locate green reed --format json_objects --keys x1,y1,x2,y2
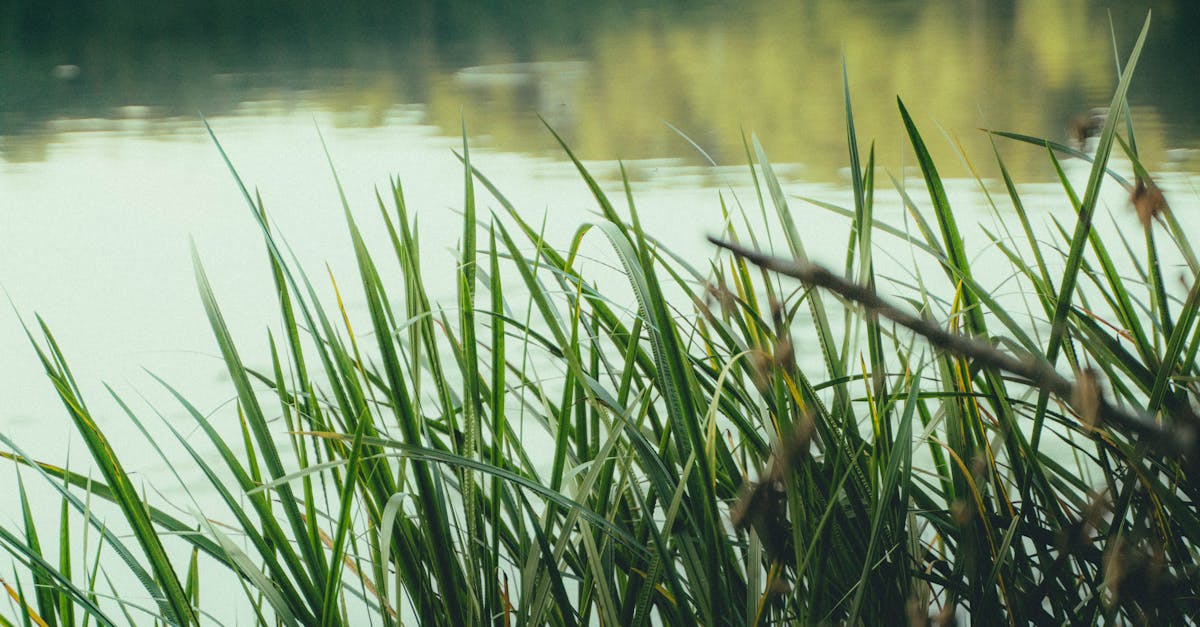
[{"x1": 2, "y1": 11, "x2": 1197, "y2": 626}]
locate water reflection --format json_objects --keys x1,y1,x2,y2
[{"x1": 3, "y1": 1, "x2": 1198, "y2": 178}]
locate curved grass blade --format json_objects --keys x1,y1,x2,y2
[
  {"x1": 1030, "y1": 12, "x2": 1152, "y2": 451},
  {"x1": 0, "y1": 522, "x2": 112, "y2": 626},
  {"x1": 0, "y1": 434, "x2": 171, "y2": 625},
  {"x1": 14, "y1": 319, "x2": 194, "y2": 626}
]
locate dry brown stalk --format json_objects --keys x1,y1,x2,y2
[{"x1": 708, "y1": 236, "x2": 1199, "y2": 460}]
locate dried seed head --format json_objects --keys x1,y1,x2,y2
[
  {"x1": 1082, "y1": 490, "x2": 1112, "y2": 532},
  {"x1": 950, "y1": 499, "x2": 972, "y2": 526},
  {"x1": 1068, "y1": 108, "x2": 1106, "y2": 147},
  {"x1": 748, "y1": 350, "x2": 771, "y2": 388},
  {"x1": 773, "y1": 335, "x2": 794, "y2": 366},
  {"x1": 770, "y1": 299, "x2": 786, "y2": 328},
  {"x1": 1103, "y1": 536, "x2": 1126, "y2": 606},
  {"x1": 933, "y1": 603, "x2": 958, "y2": 627},
  {"x1": 764, "y1": 578, "x2": 792, "y2": 598},
  {"x1": 970, "y1": 452, "x2": 988, "y2": 480},
  {"x1": 729, "y1": 481, "x2": 762, "y2": 531},
  {"x1": 1073, "y1": 368, "x2": 1102, "y2": 428},
  {"x1": 704, "y1": 277, "x2": 738, "y2": 318},
  {"x1": 1131, "y1": 175, "x2": 1168, "y2": 229},
  {"x1": 730, "y1": 478, "x2": 791, "y2": 561},
  {"x1": 778, "y1": 412, "x2": 815, "y2": 470},
  {"x1": 907, "y1": 598, "x2": 930, "y2": 627}
]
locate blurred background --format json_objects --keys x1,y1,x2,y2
[{"x1": 3, "y1": 0, "x2": 1198, "y2": 178}]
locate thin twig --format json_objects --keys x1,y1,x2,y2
[{"x1": 709, "y1": 236, "x2": 1198, "y2": 460}]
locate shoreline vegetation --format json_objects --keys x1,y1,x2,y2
[{"x1": 3, "y1": 12, "x2": 1199, "y2": 625}]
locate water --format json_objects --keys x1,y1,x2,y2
[{"x1": 1, "y1": 1, "x2": 1199, "y2": 620}]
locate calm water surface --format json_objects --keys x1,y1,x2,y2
[
  {"x1": 1, "y1": 3, "x2": 1199, "y2": 616},
  {"x1": 3, "y1": 0, "x2": 1199, "y2": 470},
  {"x1": 2, "y1": 0, "x2": 1199, "y2": 465}
]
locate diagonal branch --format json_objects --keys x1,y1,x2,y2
[{"x1": 709, "y1": 236, "x2": 1198, "y2": 460}]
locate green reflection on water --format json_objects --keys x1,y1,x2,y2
[{"x1": 2, "y1": 1, "x2": 1198, "y2": 178}]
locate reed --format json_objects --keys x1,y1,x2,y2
[{"x1": 2, "y1": 12, "x2": 1197, "y2": 626}]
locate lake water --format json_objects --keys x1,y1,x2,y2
[{"x1": 2, "y1": 1, "x2": 1199, "y2": 620}]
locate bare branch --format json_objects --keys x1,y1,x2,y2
[{"x1": 709, "y1": 236, "x2": 1198, "y2": 460}]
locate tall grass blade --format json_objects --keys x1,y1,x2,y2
[
  {"x1": 14, "y1": 319, "x2": 194, "y2": 626},
  {"x1": 1031, "y1": 12, "x2": 1152, "y2": 451}
]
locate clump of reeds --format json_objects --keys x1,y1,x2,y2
[{"x1": 2, "y1": 11, "x2": 1197, "y2": 626}]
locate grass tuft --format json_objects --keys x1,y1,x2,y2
[{"x1": 2, "y1": 12, "x2": 1197, "y2": 625}]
